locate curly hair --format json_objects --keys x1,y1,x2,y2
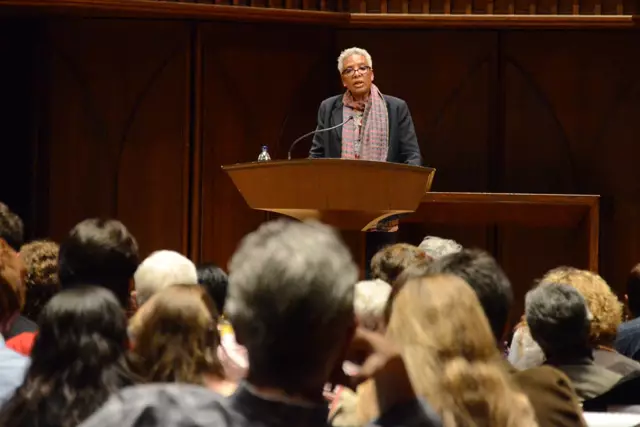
[
  {"x1": 20, "y1": 240, "x2": 60, "y2": 321},
  {"x1": 540, "y1": 266, "x2": 622, "y2": 347}
]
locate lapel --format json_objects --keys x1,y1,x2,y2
[{"x1": 330, "y1": 97, "x2": 344, "y2": 156}]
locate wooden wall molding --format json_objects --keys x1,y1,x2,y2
[{"x1": 1, "y1": 0, "x2": 637, "y2": 28}]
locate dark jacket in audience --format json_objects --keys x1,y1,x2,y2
[
  {"x1": 615, "y1": 317, "x2": 640, "y2": 362},
  {"x1": 593, "y1": 348, "x2": 640, "y2": 376},
  {"x1": 501, "y1": 360, "x2": 586, "y2": 427},
  {"x1": 5, "y1": 315, "x2": 37, "y2": 339},
  {"x1": 582, "y1": 370, "x2": 640, "y2": 411},
  {"x1": 79, "y1": 382, "x2": 441, "y2": 427},
  {"x1": 547, "y1": 357, "x2": 622, "y2": 401}
]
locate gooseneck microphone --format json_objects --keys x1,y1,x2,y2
[{"x1": 287, "y1": 116, "x2": 354, "y2": 160}]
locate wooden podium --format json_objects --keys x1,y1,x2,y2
[
  {"x1": 222, "y1": 159, "x2": 435, "y2": 230},
  {"x1": 223, "y1": 159, "x2": 435, "y2": 273}
]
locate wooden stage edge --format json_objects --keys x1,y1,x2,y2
[{"x1": 0, "y1": 1, "x2": 637, "y2": 29}]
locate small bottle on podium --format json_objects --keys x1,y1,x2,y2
[{"x1": 257, "y1": 145, "x2": 271, "y2": 162}]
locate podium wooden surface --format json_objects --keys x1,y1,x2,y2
[
  {"x1": 223, "y1": 158, "x2": 436, "y2": 231},
  {"x1": 402, "y1": 192, "x2": 599, "y2": 271}
]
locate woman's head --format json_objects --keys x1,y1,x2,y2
[
  {"x1": 387, "y1": 274, "x2": 498, "y2": 368},
  {"x1": 129, "y1": 284, "x2": 223, "y2": 384},
  {"x1": 196, "y1": 263, "x2": 228, "y2": 315},
  {"x1": 20, "y1": 240, "x2": 60, "y2": 321},
  {"x1": 0, "y1": 286, "x2": 132, "y2": 427},
  {"x1": 385, "y1": 275, "x2": 535, "y2": 427},
  {"x1": 541, "y1": 266, "x2": 622, "y2": 346},
  {"x1": 32, "y1": 286, "x2": 128, "y2": 375}
]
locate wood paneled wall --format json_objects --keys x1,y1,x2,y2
[{"x1": 4, "y1": 15, "x2": 640, "y2": 311}]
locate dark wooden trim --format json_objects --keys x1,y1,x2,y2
[
  {"x1": 0, "y1": 0, "x2": 351, "y2": 24},
  {"x1": 348, "y1": 12, "x2": 637, "y2": 28},
  {"x1": 1, "y1": 1, "x2": 638, "y2": 29}
]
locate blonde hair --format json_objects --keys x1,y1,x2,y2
[
  {"x1": 540, "y1": 266, "x2": 622, "y2": 346},
  {"x1": 129, "y1": 284, "x2": 224, "y2": 384},
  {"x1": 386, "y1": 275, "x2": 537, "y2": 427}
]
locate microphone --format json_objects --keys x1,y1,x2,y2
[{"x1": 287, "y1": 116, "x2": 354, "y2": 160}]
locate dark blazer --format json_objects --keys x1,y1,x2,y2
[{"x1": 308, "y1": 94, "x2": 422, "y2": 166}]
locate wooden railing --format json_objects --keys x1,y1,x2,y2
[{"x1": 1, "y1": 0, "x2": 637, "y2": 26}]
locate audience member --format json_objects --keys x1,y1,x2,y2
[
  {"x1": 512, "y1": 267, "x2": 640, "y2": 376},
  {"x1": 358, "y1": 275, "x2": 537, "y2": 427},
  {"x1": 197, "y1": 263, "x2": 228, "y2": 315},
  {"x1": 526, "y1": 283, "x2": 621, "y2": 401},
  {"x1": 421, "y1": 250, "x2": 586, "y2": 427},
  {"x1": 19, "y1": 240, "x2": 60, "y2": 321},
  {"x1": 330, "y1": 279, "x2": 392, "y2": 426},
  {"x1": 80, "y1": 220, "x2": 441, "y2": 427},
  {"x1": 58, "y1": 218, "x2": 139, "y2": 309},
  {"x1": 0, "y1": 203, "x2": 36, "y2": 339},
  {"x1": 6, "y1": 240, "x2": 60, "y2": 356},
  {"x1": 196, "y1": 263, "x2": 247, "y2": 381},
  {"x1": 354, "y1": 279, "x2": 391, "y2": 333},
  {"x1": 0, "y1": 239, "x2": 28, "y2": 403},
  {"x1": 370, "y1": 243, "x2": 428, "y2": 285},
  {"x1": 0, "y1": 203, "x2": 24, "y2": 252},
  {"x1": 129, "y1": 284, "x2": 235, "y2": 396},
  {"x1": 133, "y1": 250, "x2": 197, "y2": 310},
  {"x1": 0, "y1": 286, "x2": 137, "y2": 426},
  {"x1": 615, "y1": 263, "x2": 640, "y2": 361},
  {"x1": 418, "y1": 236, "x2": 462, "y2": 260}
]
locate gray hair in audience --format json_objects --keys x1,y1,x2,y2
[
  {"x1": 354, "y1": 279, "x2": 391, "y2": 331},
  {"x1": 525, "y1": 283, "x2": 591, "y2": 355},
  {"x1": 419, "y1": 236, "x2": 462, "y2": 260},
  {"x1": 226, "y1": 220, "x2": 358, "y2": 392},
  {"x1": 134, "y1": 250, "x2": 198, "y2": 307}
]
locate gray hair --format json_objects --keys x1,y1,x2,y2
[
  {"x1": 134, "y1": 250, "x2": 198, "y2": 307},
  {"x1": 354, "y1": 279, "x2": 391, "y2": 331},
  {"x1": 525, "y1": 283, "x2": 591, "y2": 355},
  {"x1": 419, "y1": 236, "x2": 462, "y2": 260},
  {"x1": 337, "y1": 47, "x2": 373, "y2": 74},
  {"x1": 226, "y1": 219, "x2": 358, "y2": 392}
]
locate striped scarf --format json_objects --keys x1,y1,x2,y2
[{"x1": 341, "y1": 84, "x2": 389, "y2": 161}]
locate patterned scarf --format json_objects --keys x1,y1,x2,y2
[{"x1": 341, "y1": 84, "x2": 389, "y2": 161}]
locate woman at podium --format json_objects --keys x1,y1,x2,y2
[
  {"x1": 308, "y1": 46, "x2": 422, "y2": 167},
  {"x1": 309, "y1": 47, "x2": 423, "y2": 276}
]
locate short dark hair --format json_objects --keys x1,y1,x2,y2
[
  {"x1": 58, "y1": 219, "x2": 139, "y2": 308},
  {"x1": 0, "y1": 203, "x2": 24, "y2": 251},
  {"x1": 426, "y1": 249, "x2": 513, "y2": 343},
  {"x1": 196, "y1": 263, "x2": 228, "y2": 315},
  {"x1": 627, "y1": 264, "x2": 640, "y2": 318},
  {"x1": 526, "y1": 283, "x2": 590, "y2": 356}
]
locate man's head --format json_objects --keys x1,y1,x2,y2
[
  {"x1": 338, "y1": 47, "x2": 374, "y2": 98},
  {"x1": 425, "y1": 249, "x2": 513, "y2": 343},
  {"x1": 58, "y1": 218, "x2": 139, "y2": 309},
  {"x1": 0, "y1": 202, "x2": 24, "y2": 252},
  {"x1": 526, "y1": 283, "x2": 591, "y2": 360},
  {"x1": 626, "y1": 263, "x2": 640, "y2": 319},
  {"x1": 226, "y1": 220, "x2": 358, "y2": 396},
  {"x1": 134, "y1": 250, "x2": 198, "y2": 308},
  {"x1": 197, "y1": 263, "x2": 228, "y2": 316}
]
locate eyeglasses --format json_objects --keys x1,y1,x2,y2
[{"x1": 342, "y1": 65, "x2": 371, "y2": 77}]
